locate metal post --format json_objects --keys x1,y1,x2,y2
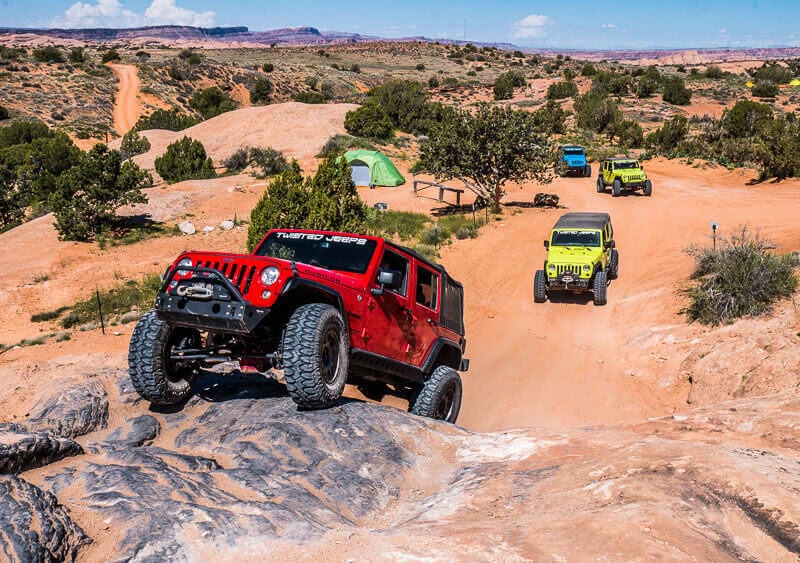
[
  {"x1": 711, "y1": 222, "x2": 719, "y2": 251},
  {"x1": 472, "y1": 203, "x2": 476, "y2": 228},
  {"x1": 96, "y1": 289, "x2": 105, "y2": 335}
]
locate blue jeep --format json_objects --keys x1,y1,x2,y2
[{"x1": 559, "y1": 145, "x2": 591, "y2": 177}]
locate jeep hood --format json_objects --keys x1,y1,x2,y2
[{"x1": 547, "y1": 246, "x2": 603, "y2": 264}]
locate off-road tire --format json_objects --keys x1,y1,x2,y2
[
  {"x1": 608, "y1": 249, "x2": 619, "y2": 280},
  {"x1": 282, "y1": 303, "x2": 349, "y2": 409},
  {"x1": 644, "y1": 179, "x2": 653, "y2": 196},
  {"x1": 533, "y1": 269, "x2": 547, "y2": 303},
  {"x1": 596, "y1": 176, "x2": 605, "y2": 193},
  {"x1": 593, "y1": 270, "x2": 608, "y2": 306},
  {"x1": 612, "y1": 179, "x2": 622, "y2": 197},
  {"x1": 409, "y1": 366, "x2": 462, "y2": 423},
  {"x1": 128, "y1": 309, "x2": 200, "y2": 404},
  {"x1": 585, "y1": 164, "x2": 592, "y2": 177}
]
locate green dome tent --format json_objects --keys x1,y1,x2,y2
[{"x1": 344, "y1": 150, "x2": 405, "y2": 187}]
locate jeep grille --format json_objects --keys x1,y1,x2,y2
[
  {"x1": 553, "y1": 264, "x2": 582, "y2": 275},
  {"x1": 196, "y1": 260, "x2": 258, "y2": 295}
]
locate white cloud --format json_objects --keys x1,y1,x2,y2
[
  {"x1": 718, "y1": 28, "x2": 727, "y2": 33},
  {"x1": 51, "y1": 0, "x2": 215, "y2": 28},
  {"x1": 601, "y1": 23, "x2": 616, "y2": 29},
  {"x1": 512, "y1": 14, "x2": 551, "y2": 39}
]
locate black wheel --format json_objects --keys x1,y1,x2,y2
[
  {"x1": 644, "y1": 179, "x2": 653, "y2": 196},
  {"x1": 608, "y1": 249, "x2": 619, "y2": 280},
  {"x1": 533, "y1": 269, "x2": 547, "y2": 303},
  {"x1": 409, "y1": 366, "x2": 462, "y2": 423},
  {"x1": 128, "y1": 309, "x2": 200, "y2": 405},
  {"x1": 612, "y1": 179, "x2": 622, "y2": 197},
  {"x1": 585, "y1": 164, "x2": 592, "y2": 177},
  {"x1": 593, "y1": 270, "x2": 608, "y2": 306},
  {"x1": 596, "y1": 176, "x2": 605, "y2": 193},
  {"x1": 282, "y1": 303, "x2": 349, "y2": 409}
]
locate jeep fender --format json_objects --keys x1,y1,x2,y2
[
  {"x1": 278, "y1": 277, "x2": 347, "y2": 324},
  {"x1": 421, "y1": 338, "x2": 463, "y2": 374}
]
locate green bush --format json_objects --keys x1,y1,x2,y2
[
  {"x1": 68, "y1": 47, "x2": 86, "y2": 64},
  {"x1": 684, "y1": 227, "x2": 799, "y2": 325},
  {"x1": 154, "y1": 136, "x2": 215, "y2": 183},
  {"x1": 574, "y1": 89, "x2": 621, "y2": 133},
  {"x1": 250, "y1": 79, "x2": 273, "y2": 105},
  {"x1": 752, "y1": 81, "x2": 779, "y2": 98},
  {"x1": 344, "y1": 103, "x2": 394, "y2": 139},
  {"x1": 662, "y1": 76, "x2": 692, "y2": 105},
  {"x1": 189, "y1": 87, "x2": 236, "y2": 119},
  {"x1": 493, "y1": 73, "x2": 515, "y2": 100},
  {"x1": 751, "y1": 62, "x2": 793, "y2": 84},
  {"x1": 645, "y1": 115, "x2": 689, "y2": 153},
  {"x1": 249, "y1": 147, "x2": 289, "y2": 177},
  {"x1": 101, "y1": 49, "x2": 121, "y2": 63},
  {"x1": 704, "y1": 66, "x2": 725, "y2": 79},
  {"x1": 134, "y1": 109, "x2": 199, "y2": 132},
  {"x1": 222, "y1": 147, "x2": 250, "y2": 173},
  {"x1": 33, "y1": 46, "x2": 65, "y2": 63},
  {"x1": 316, "y1": 134, "x2": 376, "y2": 158},
  {"x1": 721, "y1": 100, "x2": 773, "y2": 139},
  {"x1": 293, "y1": 91, "x2": 326, "y2": 104},
  {"x1": 635, "y1": 77, "x2": 659, "y2": 98},
  {"x1": 0, "y1": 106, "x2": 8, "y2": 120},
  {"x1": 262, "y1": 63, "x2": 274, "y2": 72},
  {"x1": 62, "y1": 275, "x2": 162, "y2": 329},
  {"x1": 581, "y1": 64, "x2": 597, "y2": 77},
  {"x1": 610, "y1": 119, "x2": 643, "y2": 148},
  {"x1": 167, "y1": 65, "x2": 184, "y2": 81},
  {"x1": 416, "y1": 63, "x2": 425, "y2": 71},
  {"x1": 592, "y1": 71, "x2": 632, "y2": 96},
  {"x1": 187, "y1": 54, "x2": 202, "y2": 65},
  {"x1": 531, "y1": 100, "x2": 567, "y2": 135},
  {"x1": 120, "y1": 129, "x2": 151, "y2": 157},
  {"x1": 546, "y1": 80, "x2": 578, "y2": 100},
  {"x1": 366, "y1": 80, "x2": 432, "y2": 134}
]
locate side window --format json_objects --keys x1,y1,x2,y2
[
  {"x1": 378, "y1": 249, "x2": 409, "y2": 296},
  {"x1": 416, "y1": 266, "x2": 439, "y2": 310}
]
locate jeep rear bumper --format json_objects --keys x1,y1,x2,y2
[{"x1": 155, "y1": 266, "x2": 270, "y2": 334}]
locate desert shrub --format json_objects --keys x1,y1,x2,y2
[
  {"x1": 753, "y1": 115, "x2": 800, "y2": 180},
  {"x1": 167, "y1": 65, "x2": 184, "y2": 81},
  {"x1": 493, "y1": 73, "x2": 515, "y2": 100},
  {"x1": 366, "y1": 80, "x2": 431, "y2": 134},
  {"x1": 186, "y1": 54, "x2": 202, "y2": 65},
  {"x1": 101, "y1": 49, "x2": 121, "y2": 64},
  {"x1": 344, "y1": 103, "x2": 394, "y2": 139},
  {"x1": 316, "y1": 134, "x2": 376, "y2": 158},
  {"x1": 120, "y1": 129, "x2": 151, "y2": 157},
  {"x1": 293, "y1": 91, "x2": 326, "y2": 104},
  {"x1": 222, "y1": 147, "x2": 250, "y2": 173},
  {"x1": 546, "y1": 80, "x2": 578, "y2": 100},
  {"x1": 134, "y1": 109, "x2": 199, "y2": 132},
  {"x1": 49, "y1": 144, "x2": 151, "y2": 241},
  {"x1": 610, "y1": 119, "x2": 643, "y2": 148},
  {"x1": 704, "y1": 65, "x2": 725, "y2": 79},
  {"x1": 574, "y1": 89, "x2": 621, "y2": 133},
  {"x1": 645, "y1": 115, "x2": 689, "y2": 153},
  {"x1": 416, "y1": 63, "x2": 425, "y2": 71},
  {"x1": 154, "y1": 136, "x2": 215, "y2": 183},
  {"x1": 721, "y1": 100, "x2": 773, "y2": 139},
  {"x1": 367, "y1": 209, "x2": 429, "y2": 241},
  {"x1": 135, "y1": 50, "x2": 150, "y2": 62},
  {"x1": 751, "y1": 62, "x2": 793, "y2": 84},
  {"x1": 303, "y1": 76, "x2": 318, "y2": 90},
  {"x1": 320, "y1": 82, "x2": 334, "y2": 100},
  {"x1": 531, "y1": 100, "x2": 567, "y2": 135},
  {"x1": 62, "y1": 274, "x2": 161, "y2": 329},
  {"x1": 249, "y1": 147, "x2": 289, "y2": 177},
  {"x1": 581, "y1": 64, "x2": 597, "y2": 77},
  {"x1": 189, "y1": 87, "x2": 236, "y2": 119},
  {"x1": 350, "y1": 64, "x2": 361, "y2": 73},
  {"x1": 442, "y1": 77, "x2": 459, "y2": 88},
  {"x1": 247, "y1": 155, "x2": 367, "y2": 250},
  {"x1": 592, "y1": 71, "x2": 632, "y2": 96},
  {"x1": 68, "y1": 47, "x2": 86, "y2": 64},
  {"x1": 262, "y1": 63, "x2": 274, "y2": 72},
  {"x1": 33, "y1": 46, "x2": 65, "y2": 63},
  {"x1": 662, "y1": 76, "x2": 692, "y2": 105},
  {"x1": 684, "y1": 227, "x2": 799, "y2": 325},
  {"x1": 635, "y1": 76, "x2": 660, "y2": 98},
  {"x1": 0, "y1": 106, "x2": 8, "y2": 120},
  {"x1": 249, "y1": 79, "x2": 273, "y2": 105},
  {"x1": 0, "y1": 46, "x2": 21, "y2": 60},
  {"x1": 177, "y1": 49, "x2": 194, "y2": 60},
  {"x1": 752, "y1": 81, "x2": 779, "y2": 98}
]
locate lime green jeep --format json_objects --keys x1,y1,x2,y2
[
  {"x1": 533, "y1": 212, "x2": 618, "y2": 306},
  {"x1": 596, "y1": 157, "x2": 652, "y2": 197}
]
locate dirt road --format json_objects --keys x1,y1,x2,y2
[{"x1": 107, "y1": 63, "x2": 141, "y2": 135}]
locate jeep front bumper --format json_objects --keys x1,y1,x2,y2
[
  {"x1": 156, "y1": 266, "x2": 270, "y2": 334},
  {"x1": 620, "y1": 180, "x2": 646, "y2": 189}
]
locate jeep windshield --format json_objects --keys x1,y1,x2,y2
[
  {"x1": 563, "y1": 148, "x2": 584, "y2": 155},
  {"x1": 552, "y1": 230, "x2": 600, "y2": 247},
  {"x1": 255, "y1": 232, "x2": 377, "y2": 274},
  {"x1": 613, "y1": 161, "x2": 639, "y2": 169}
]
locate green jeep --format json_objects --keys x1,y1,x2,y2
[
  {"x1": 533, "y1": 212, "x2": 618, "y2": 306},
  {"x1": 597, "y1": 157, "x2": 652, "y2": 197}
]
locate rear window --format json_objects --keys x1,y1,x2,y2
[{"x1": 255, "y1": 232, "x2": 377, "y2": 274}]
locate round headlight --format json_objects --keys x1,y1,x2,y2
[
  {"x1": 177, "y1": 258, "x2": 193, "y2": 276},
  {"x1": 583, "y1": 264, "x2": 591, "y2": 271},
  {"x1": 261, "y1": 266, "x2": 280, "y2": 286},
  {"x1": 547, "y1": 264, "x2": 556, "y2": 271}
]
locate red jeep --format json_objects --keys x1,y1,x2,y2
[{"x1": 128, "y1": 229, "x2": 468, "y2": 422}]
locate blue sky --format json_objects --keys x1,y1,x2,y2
[{"x1": 1, "y1": 0, "x2": 798, "y2": 50}]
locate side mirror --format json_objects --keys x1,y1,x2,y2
[
  {"x1": 543, "y1": 240, "x2": 550, "y2": 248},
  {"x1": 372, "y1": 268, "x2": 402, "y2": 296}
]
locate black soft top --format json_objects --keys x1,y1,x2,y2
[{"x1": 553, "y1": 212, "x2": 611, "y2": 230}]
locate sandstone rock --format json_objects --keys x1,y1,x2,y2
[
  {"x1": 0, "y1": 425, "x2": 83, "y2": 474},
  {"x1": 178, "y1": 221, "x2": 196, "y2": 235},
  {"x1": 534, "y1": 193, "x2": 560, "y2": 207},
  {"x1": 202, "y1": 225, "x2": 215, "y2": 233},
  {"x1": 219, "y1": 220, "x2": 235, "y2": 231},
  {"x1": 27, "y1": 379, "x2": 108, "y2": 439},
  {"x1": 119, "y1": 310, "x2": 142, "y2": 324}
]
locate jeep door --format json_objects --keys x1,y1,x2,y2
[
  {"x1": 410, "y1": 263, "x2": 441, "y2": 366},
  {"x1": 366, "y1": 247, "x2": 417, "y2": 364}
]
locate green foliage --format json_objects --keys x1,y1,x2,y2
[
  {"x1": 31, "y1": 307, "x2": 69, "y2": 323},
  {"x1": 493, "y1": 71, "x2": 525, "y2": 101},
  {"x1": 609, "y1": 119, "x2": 643, "y2": 148},
  {"x1": 704, "y1": 65, "x2": 725, "y2": 79},
  {"x1": 249, "y1": 79, "x2": 273, "y2": 105},
  {"x1": 350, "y1": 64, "x2": 361, "y2": 73},
  {"x1": 249, "y1": 147, "x2": 289, "y2": 177},
  {"x1": 546, "y1": 80, "x2": 578, "y2": 100},
  {"x1": 120, "y1": 129, "x2": 151, "y2": 157},
  {"x1": 167, "y1": 65, "x2": 184, "y2": 81},
  {"x1": 62, "y1": 274, "x2": 162, "y2": 329},
  {"x1": 154, "y1": 136, "x2": 215, "y2": 184},
  {"x1": 101, "y1": 49, "x2": 121, "y2": 64},
  {"x1": 262, "y1": 63, "x2": 274, "y2": 72},
  {"x1": 662, "y1": 76, "x2": 692, "y2": 105},
  {"x1": 418, "y1": 104, "x2": 554, "y2": 211},
  {"x1": 247, "y1": 156, "x2": 367, "y2": 250},
  {"x1": 366, "y1": 80, "x2": 432, "y2": 134},
  {"x1": 684, "y1": 227, "x2": 799, "y2": 325},
  {"x1": 222, "y1": 147, "x2": 250, "y2": 173},
  {"x1": 293, "y1": 91, "x2": 326, "y2": 104},
  {"x1": 750, "y1": 62, "x2": 793, "y2": 85},
  {"x1": 134, "y1": 109, "x2": 199, "y2": 132},
  {"x1": 416, "y1": 63, "x2": 426, "y2": 71},
  {"x1": 645, "y1": 115, "x2": 689, "y2": 153},
  {"x1": 186, "y1": 53, "x2": 203, "y2": 65},
  {"x1": 721, "y1": 100, "x2": 773, "y2": 139},
  {"x1": 753, "y1": 115, "x2": 800, "y2": 180},
  {"x1": 581, "y1": 64, "x2": 597, "y2": 77},
  {"x1": 344, "y1": 103, "x2": 394, "y2": 140},
  {"x1": 592, "y1": 71, "x2": 632, "y2": 96},
  {"x1": 635, "y1": 76, "x2": 660, "y2": 98},
  {"x1": 189, "y1": 87, "x2": 236, "y2": 119},
  {"x1": 531, "y1": 100, "x2": 567, "y2": 135},
  {"x1": 316, "y1": 134, "x2": 376, "y2": 158},
  {"x1": 0, "y1": 106, "x2": 8, "y2": 120},
  {"x1": 574, "y1": 89, "x2": 621, "y2": 133},
  {"x1": 367, "y1": 209, "x2": 429, "y2": 240},
  {"x1": 49, "y1": 144, "x2": 152, "y2": 241},
  {"x1": 303, "y1": 76, "x2": 318, "y2": 90},
  {"x1": 752, "y1": 81, "x2": 779, "y2": 98},
  {"x1": 33, "y1": 46, "x2": 65, "y2": 63},
  {"x1": 68, "y1": 47, "x2": 86, "y2": 64},
  {"x1": 0, "y1": 46, "x2": 22, "y2": 60}
]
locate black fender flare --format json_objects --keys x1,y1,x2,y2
[
  {"x1": 421, "y1": 338, "x2": 463, "y2": 374},
  {"x1": 279, "y1": 277, "x2": 346, "y2": 319}
]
